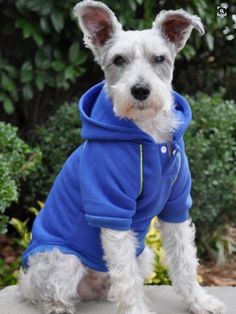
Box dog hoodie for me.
[23,81,192,272]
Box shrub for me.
[185,91,236,256]
[0,204,40,288]
[0,122,42,233]
[0,259,19,288]
[24,102,82,204]
[0,0,87,126]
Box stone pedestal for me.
[0,285,235,314]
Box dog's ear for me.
[153,10,205,52]
[73,1,121,60]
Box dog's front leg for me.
[160,219,227,314]
[101,228,155,314]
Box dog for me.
[19,1,227,314]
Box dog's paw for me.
[42,302,76,314]
[188,293,227,314]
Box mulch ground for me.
[198,256,236,286]
[1,234,236,286]
[0,235,22,264]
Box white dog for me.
[19,1,227,314]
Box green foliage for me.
[0,122,42,233]
[0,205,40,288]
[24,103,82,203]
[10,203,40,251]
[0,0,87,126]
[0,0,235,126]
[202,224,236,265]
[0,258,19,288]
[145,218,171,285]
[185,91,236,256]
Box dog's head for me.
[74,0,204,122]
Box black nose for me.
[131,83,150,101]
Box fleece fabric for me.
[22,81,192,272]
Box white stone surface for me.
[0,285,235,314]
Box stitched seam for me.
[83,139,88,149]
[171,151,181,186]
[138,144,143,196]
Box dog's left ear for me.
[153,9,205,52]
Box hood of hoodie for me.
[79,81,192,143]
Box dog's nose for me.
[131,83,150,101]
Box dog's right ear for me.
[73,1,121,61]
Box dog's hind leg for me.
[77,268,111,301]
[160,219,227,314]
[19,249,86,314]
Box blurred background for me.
[0,0,235,287]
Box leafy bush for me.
[0,259,19,288]
[185,91,236,256]
[24,102,82,203]
[0,0,87,125]
[1,0,235,126]
[0,122,42,233]
[0,205,40,288]
[204,224,236,265]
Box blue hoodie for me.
[22,81,192,272]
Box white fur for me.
[19,249,85,314]
[135,109,180,143]
[137,246,155,281]
[19,2,226,314]
[101,229,155,314]
[102,29,178,142]
[159,220,227,314]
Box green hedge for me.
[0,122,41,233]
[185,91,236,253]
[24,103,82,205]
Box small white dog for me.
[19,1,227,314]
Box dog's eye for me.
[153,55,165,64]
[113,56,126,66]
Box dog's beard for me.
[117,101,161,122]
[109,82,173,122]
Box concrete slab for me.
[0,285,235,314]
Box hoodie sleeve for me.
[79,141,141,230]
[158,148,192,223]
